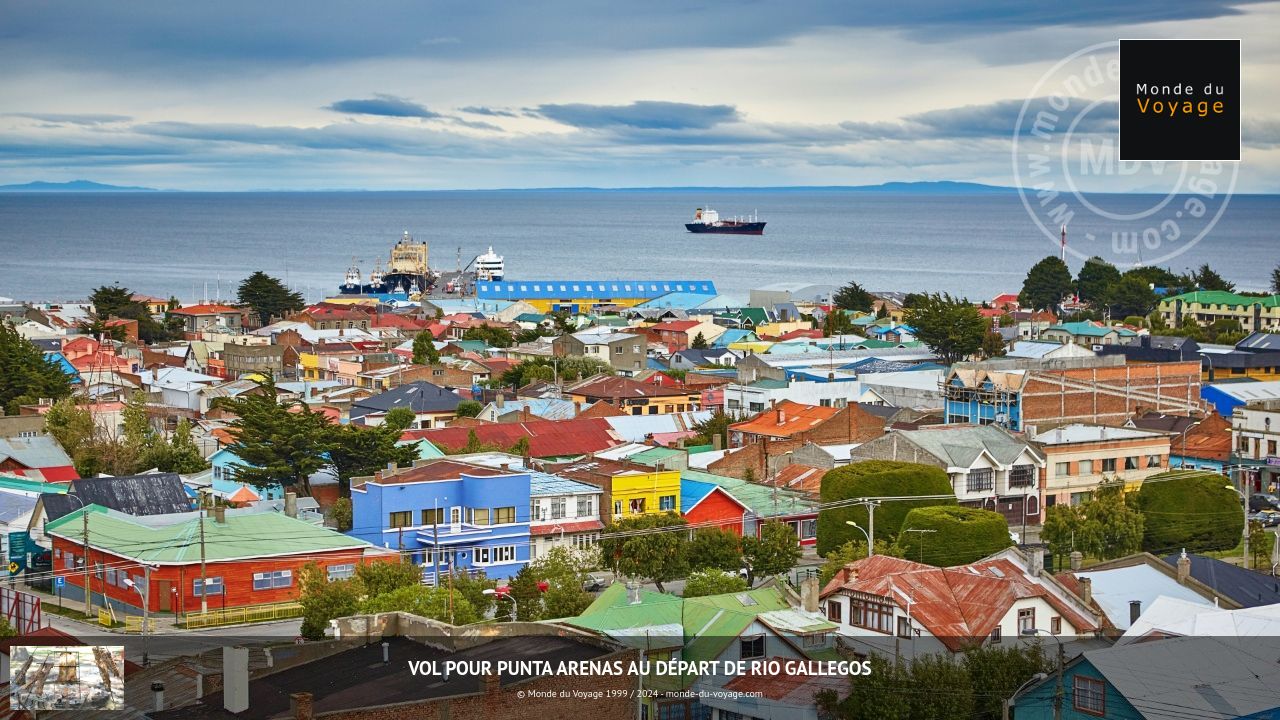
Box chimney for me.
[387,461,398,473]
[290,692,315,720]
[214,506,226,524]
[382,641,390,664]
[496,393,505,409]
[483,674,501,695]
[522,406,532,422]
[1129,600,1142,625]
[151,682,165,712]
[1069,550,1083,571]
[800,576,819,613]
[223,646,249,714]
[1079,577,1092,606]
[776,408,785,425]
[284,492,297,519]
[499,462,510,471]
[713,434,723,451]
[574,401,582,417]
[1176,549,1191,584]
[627,581,642,605]
[1029,547,1044,577]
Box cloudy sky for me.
[2,1,1278,191]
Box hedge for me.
[817,461,955,556]
[895,506,1013,567]
[1134,470,1244,554]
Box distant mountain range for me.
[0,180,159,192]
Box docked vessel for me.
[474,246,505,282]
[338,231,438,295]
[685,207,766,235]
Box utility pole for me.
[856,499,882,556]
[83,507,92,618]
[199,513,208,614]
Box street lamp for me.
[64,493,93,618]
[1021,628,1064,720]
[482,588,517,622]
[121,567,153,667]
[1004,672,1048,720]
[845,521,872,558]
[1225,485,1250,568]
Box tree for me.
[0,617,14,638]
[682,569,748,598]
[1272,263,1280,293]
[1108,274,1159,318]
[141,418,210,474]
[823,310,857,338]
[455,399,482,418]
[1041,480,1143,563]
[817,462,956,556]
[1076,256,1121,306]
[361,585,480,624]
[1018,256,1074,311]
[326,422,418,494]
[1134,471,1242,554]
[686,528,743,572]
[44,399,102,477]
[499,356,613,388]
[690,410,732,446]
[834,281,874,312]
[513,545,595,620]
[461,324,514,348]
[1191,263,1235,292]
[331,497,353,531]
[691,331,708,349]
[412,332,439,365]
[354,559,422,599]
[1248,520,1271,570]
[86,284,180,343]
[448,570,498,618]
[599,513,689,592]
[0,322,73,414]
[902,293,986,364]
[298,562,362,640]
[894,506,1014,566]
[819,539,899,585]
[237,271,304,326]
[214,376,334,495]
[980,330,1006,359]
[741,521,801,585]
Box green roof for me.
[681,469,817,516]
[399,438,446,460]
[684,444,715,455]
[448,340,490,352]
[514,313,547,323]
[1160,290,1280,309]
[0,476,66,494]
[1046,321,1135,337]
[46,506,378,564]
[626,447,686,465]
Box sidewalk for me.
[20,582,181,633]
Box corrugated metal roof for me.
[0,436,74,470]
[603,411,713,442]
[479,280,716,300]
[404,417,621,457]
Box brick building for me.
[724,400,886,479]
[1030,424,1171,519]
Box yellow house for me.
[557,460,682,520]
[756,320,811,338]
[297,351,322,381]
[1158,290,1280,332]
[728,340,775,354]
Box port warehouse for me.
[476,279,717,313]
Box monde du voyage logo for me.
[1120,39,1241,161]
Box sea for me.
[0,190,1275,304]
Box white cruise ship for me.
[474,246,505,281]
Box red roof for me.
[403,418,622,458]
[173,303,241,315]
[775,328,824,341]
[304,303,373,320]
[530,519,604,536]
[571,375,691,399]
[730,400,840,438]
[650,320,700,332]
[821,554,1098,652]
[370,313,428,330]
[769,464,826,494]
[367,460,506,485]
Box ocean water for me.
[0,190,1275,304]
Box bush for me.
[895,506,1013,567]
[683,569,748,598]
[1134,471,1244,554]
[817,461,955,556]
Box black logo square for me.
[1120,39,1240,161]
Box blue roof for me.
[713,329,758,346]
[633,291,724,310]
[477,280,716,300]
[680,479,719,512]
[530,471,603,496]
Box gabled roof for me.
[1236,331,1280,352]
[729,400,840,438]
[0,435,75,473]
[403,417,622,457]
[888,425,1040,468]
[39,474,192,521]
[172,303,241,316]
[569,375,691,399]
[350,381,461,419]
[680,479,747,515]
[1160,553,1280,608]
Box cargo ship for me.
[685,207,766,235]
[338,231,439,295]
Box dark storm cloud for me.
[325,94,442,118]
[3,1,1264,71]
[839,98,1118,141]
[533,101,740,130]
[6,112,133,125]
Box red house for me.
[681,478,749,535]
[46,506,395,616]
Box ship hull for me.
[685,222,766,235]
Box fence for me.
[182,601,303,629]
[0,586,42,634]
[124,616,157,633]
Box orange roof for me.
[730,400,840,438]
[770,464,826,494]
[227,484,260,503]
[173,303,241,315]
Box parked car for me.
[1248,510,1280,528]
[1249,493,1280,512]
[582,575,605,592]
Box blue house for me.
[208,447,285,501]
[1014,636,1280,719]
[348,459,531,581]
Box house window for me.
[1078,460,1094,475]
[1051,616,1062,635]
[1101,458,1116,473]
[253,570,292,590]
[1055,462,1071,476]
[629,498,646,514]
[990,625,1002,643]
[614,346,623,354]
[493,506,516,524]
[800,519,817,539]
[614,501,623,516]
[659,495,676,511]
[827,600,843,623]
[105,568,117,586]
[851,598,895,633]
[470,508,490,526]
[1146,455,1162,468]
[327,564,355,581]
[475,545,517,565]
[389,511,412,528]
[739,635,764,659]
[966,468,994,493]
[1018,608,1035,634]
[1009,464,1035,488]
[576,496,593,516]
[531,501,544,522]
[897,616,913,638]
[193,577,225,596]
[1124,456,1139,470]
[1073,676,1106,715]
[802,633,826,648]
[550,497,566,519]
[422,508,444,526]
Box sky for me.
[1,1,1278,191]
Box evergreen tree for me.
[980,330,1006,359]
[1272,263,1280,293]
[1109,273,1159,318]
[833,281,874,312]
[1191,263,1235,292]
[682,569,748,598]
[691,331,708,349]
[1076,256,1121,306]
[455,400,482,418]
[686,528,743,572]
[214,376,333,495]
[0,322,73,414]
[1018,256,1073,311]
[741,521,801,585]
[326,415,418,494]
[236,271,304,326]
[412,332,439,365]
[902,293,986,364]
[599,513,689,592]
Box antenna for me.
[1060,225,1067,263]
